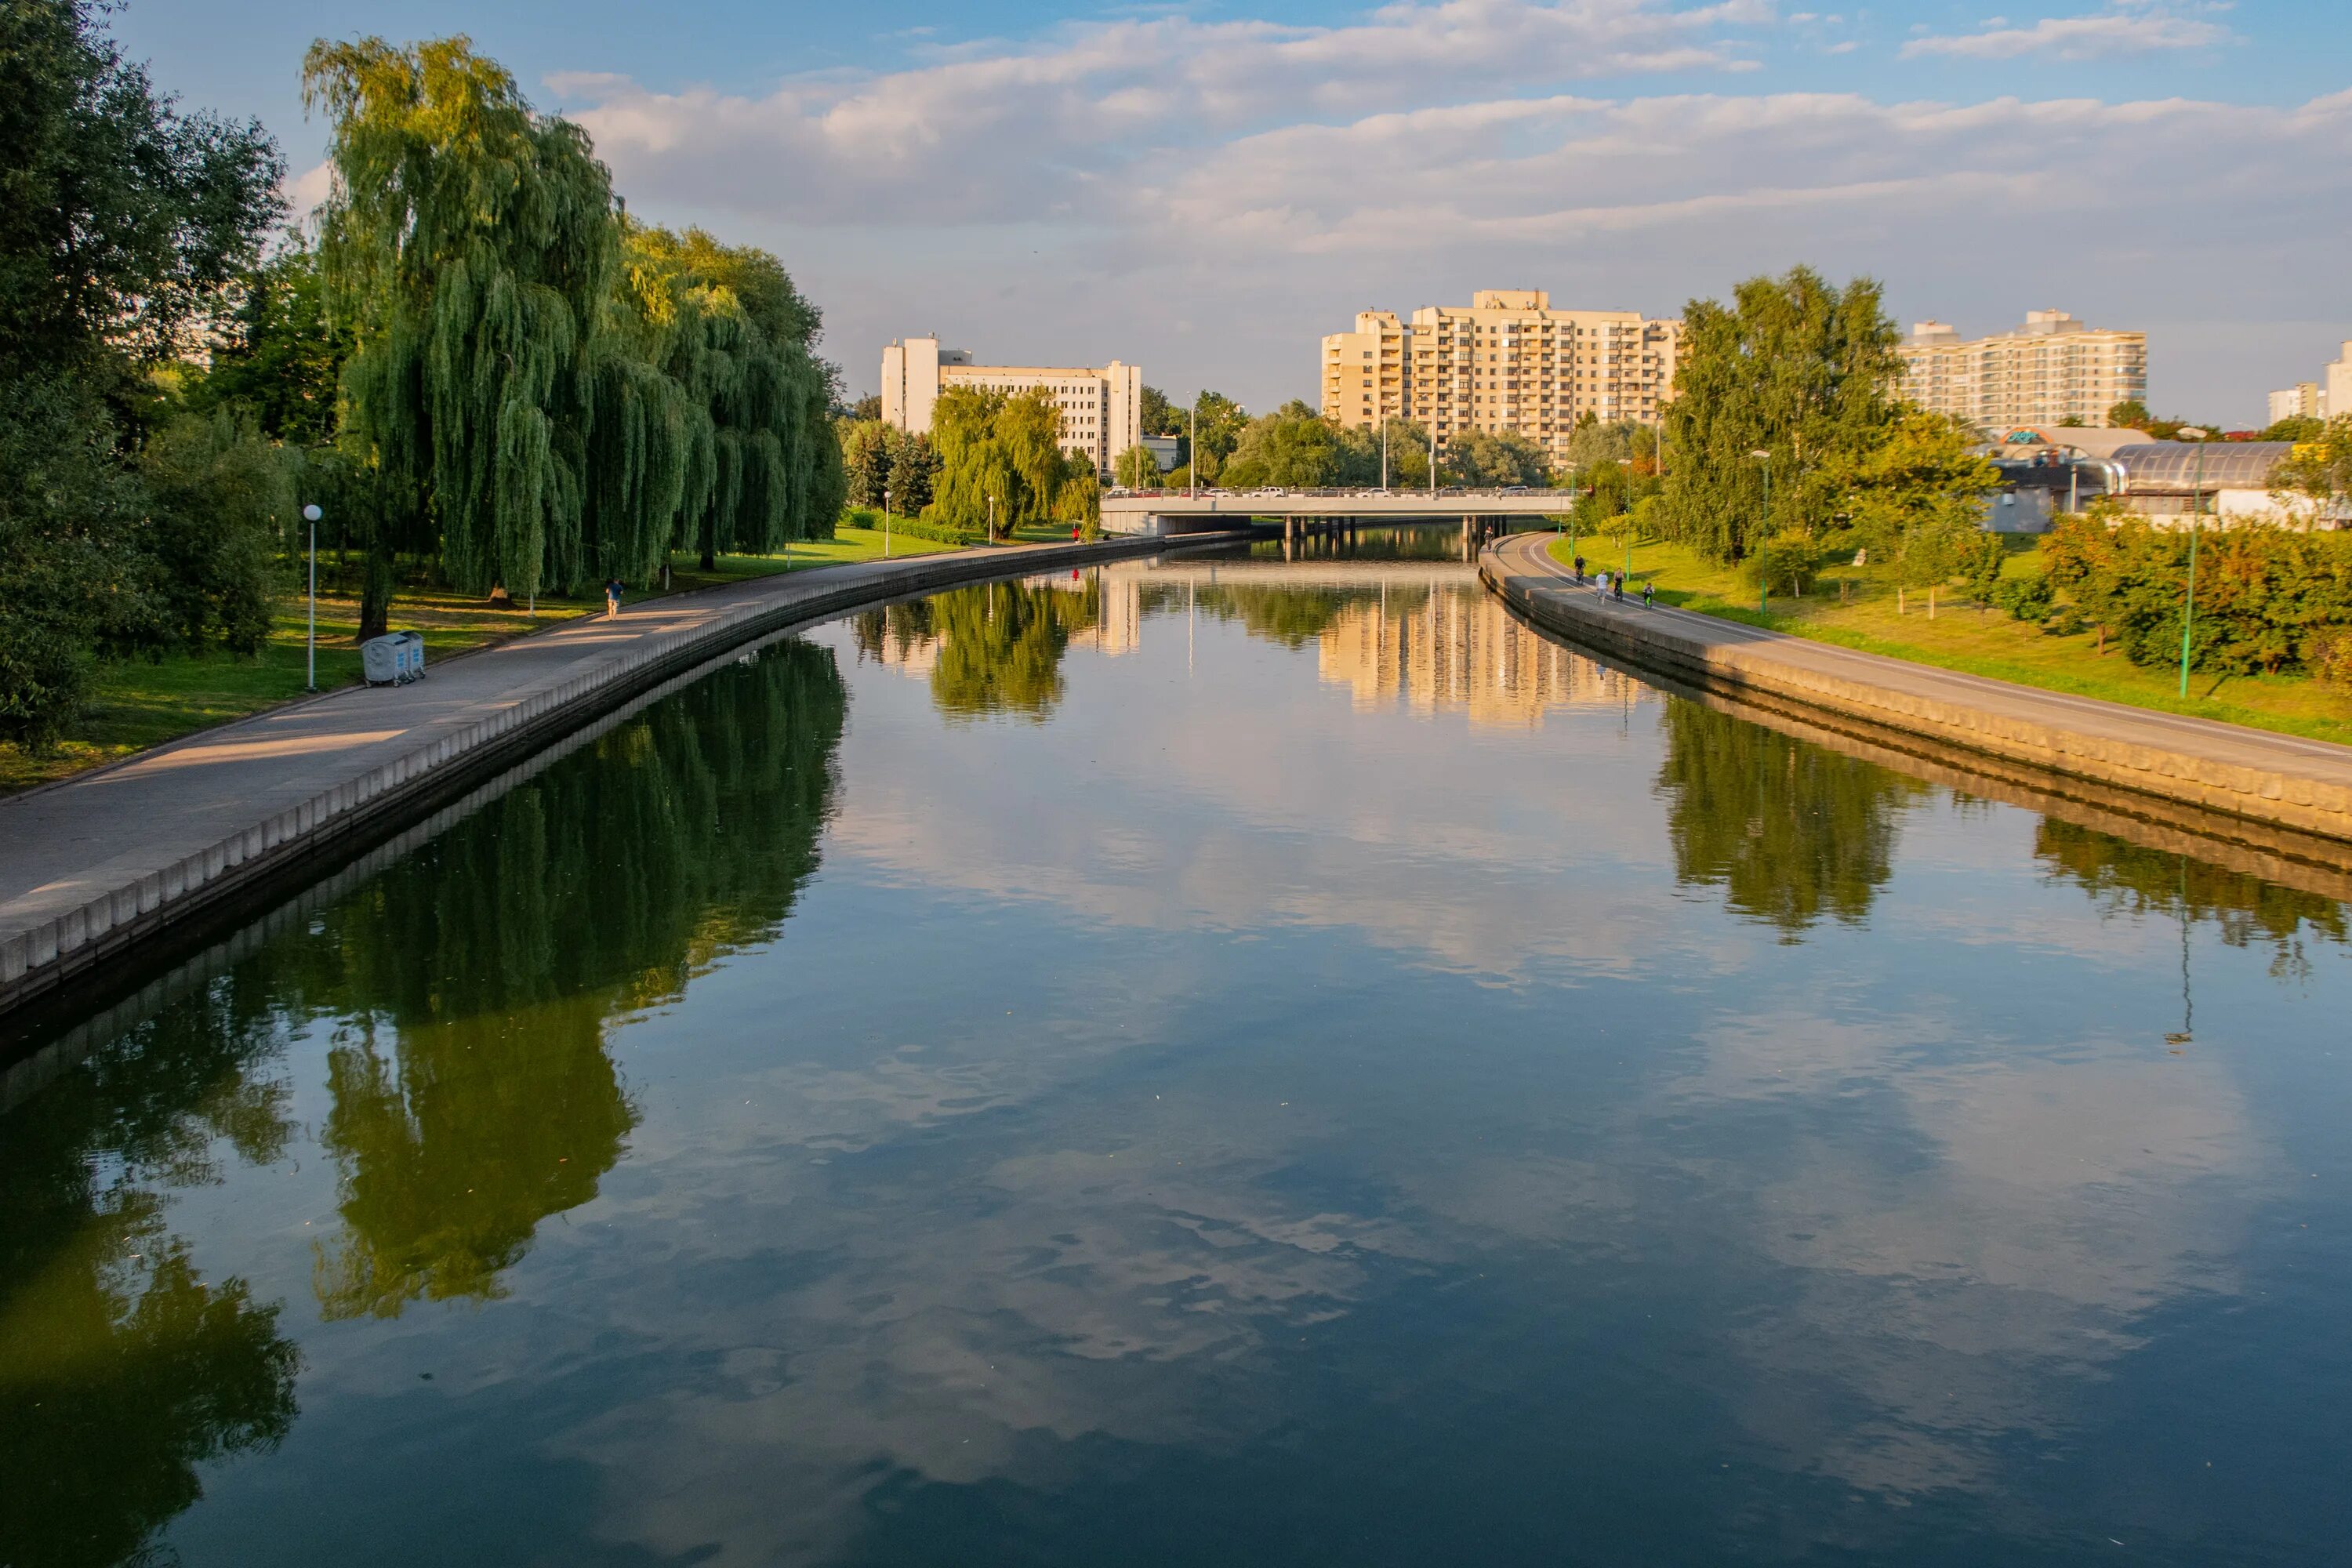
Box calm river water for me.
[5,537,2351,1566]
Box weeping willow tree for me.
[610,223,844,574]
[306,38,845,610]
[926,385,1069,539]
[305,38,613,621]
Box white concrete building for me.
[880,336,1141,476]
[2270,383,2325,424]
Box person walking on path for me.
[604,578,623,619]
[1613,573,1624,602]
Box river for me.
[4,535,2349,1566]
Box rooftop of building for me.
[1907,311,2142,345]
[2111,441,2295,490]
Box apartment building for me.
[880,335,1141,474]
[1896,310,2147,431]
[1321,310,1410,430]
[1318,291,1682,465]
[2270,383,2325,424]
[2268,342,2352,425]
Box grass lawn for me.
[1540,528,2352,747]
[0,589,600,794]
[0,524,980,795]
[661,522,962,590]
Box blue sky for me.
[116,1,2352,422]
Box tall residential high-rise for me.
[880,336,1141,475]
[1895,310,2147,432]
[1319,290,1682,466]
[2270,383,2325,424]
[1321,310,1410,430]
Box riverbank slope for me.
[1484,531,2352,848]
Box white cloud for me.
[540,0,2347,416]
[1900,3,2235,60]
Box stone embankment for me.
[1484,531,2352,850]
[0,533,1239,1018]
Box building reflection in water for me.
[1312,586,1649,727]
[856,560,1650,731]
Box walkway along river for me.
[0,532,1246,1022]
[1485,529,2352,847]
[3,534,2350,1566]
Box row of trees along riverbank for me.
[2,5,843,749]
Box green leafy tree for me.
[2272,414,2351,518]
[1658,267,1901,562]
[2107,399,2151,430]
[0,0,283,743]
[1113,442,1163,488]
[1138,384,1182,436]
[1190,390,1248,481]
[137,410,299,655]
[1221,400,1339,488]
[306,36,617,622]
[1443,427,1549,487]
[927,386,1065,536]
[597,220,843,576]
[1824,409,1998,586]
[0,379,158,746]
[0,0,283,383]
[2260,414,2325,444]
[183,241,349,445]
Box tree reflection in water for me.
[1654,700,1929,936]
[0,637,848,1559]
[2034,818,2350,982]
[0,988,301,1568]
[308,637,848,1317]
[855,578,1102,720]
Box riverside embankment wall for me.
[1483,532,2352,850]
[0,534,1240,1021]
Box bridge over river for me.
[1102,488,1568,550]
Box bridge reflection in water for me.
[851,550,1653,733]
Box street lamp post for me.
[884,487,892,559]
[2178,429,2209,697]
[1381,415,1389,493]
[1189,402,1197,499]
[301,503,321,690]
[1748,449,1772,615]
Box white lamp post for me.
[301,503,321,690]
[884,486,893,559]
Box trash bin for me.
[362,631,426,686]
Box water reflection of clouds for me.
[815,613,1741,985]
[1679,1004,2264,1499]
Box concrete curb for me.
[0,534,1242,1018]
[1482,534,2352,849]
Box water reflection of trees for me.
[304,637,848,1317]
[0,989,301,1568]
[853,579,1101,720]
[1192,585,1363,648]
[1655,701,1927,935]
[2034,818,2348,979]
[0,637,848,1558]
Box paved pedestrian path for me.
[1486,531,2352,849]
[1,534,1231,1012]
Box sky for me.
[114,0,2352,425]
